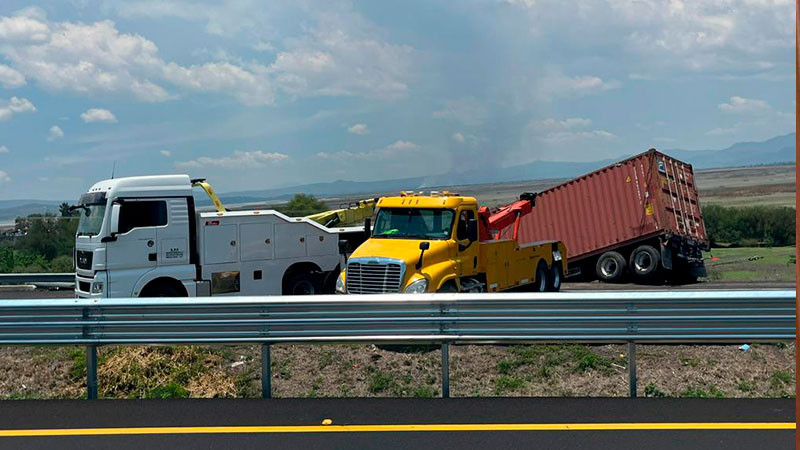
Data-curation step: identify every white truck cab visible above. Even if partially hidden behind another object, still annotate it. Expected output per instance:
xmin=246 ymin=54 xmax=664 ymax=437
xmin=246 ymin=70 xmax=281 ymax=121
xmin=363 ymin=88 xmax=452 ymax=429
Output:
xmin=74 ymin=175 xmax=365 ymax=298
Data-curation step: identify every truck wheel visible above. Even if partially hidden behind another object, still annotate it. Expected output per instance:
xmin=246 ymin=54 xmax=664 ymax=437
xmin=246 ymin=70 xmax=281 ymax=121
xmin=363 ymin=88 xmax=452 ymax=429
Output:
xmin=533 ymin=261 xmax=548 ymax=292
xmin=437 ymin=282 xmax=459 ymax=293
xmin=595 ymin=251 xmax=626 ymax=282
xmin=284 ymin=273 xmax=319 ymax=295
xmin=547 ymin=262 xmax=562 ymax=292
xmin=139 ymin=279 xmax=188 ymax=297
xmin=629 ymin=245 xmax=660 ymax=282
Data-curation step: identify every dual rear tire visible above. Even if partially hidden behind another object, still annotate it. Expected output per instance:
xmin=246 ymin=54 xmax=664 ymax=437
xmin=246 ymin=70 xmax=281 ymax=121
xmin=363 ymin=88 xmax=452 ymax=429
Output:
xmin=595 ymin=245 xmax=661 ymax=283
xmin=533 ymin=260 xmax=562 ymax=292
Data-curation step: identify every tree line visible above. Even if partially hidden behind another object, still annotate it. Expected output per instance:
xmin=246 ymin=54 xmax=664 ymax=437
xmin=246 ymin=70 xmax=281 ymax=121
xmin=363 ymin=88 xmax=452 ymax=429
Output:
xmin=703 ymin=204 xmax=795 ymax=247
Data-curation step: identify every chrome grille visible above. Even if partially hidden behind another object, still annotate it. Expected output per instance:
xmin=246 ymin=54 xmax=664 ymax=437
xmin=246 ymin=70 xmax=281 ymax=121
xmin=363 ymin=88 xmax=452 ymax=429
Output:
xmin=346 ymin=260 xmax=403 ymax=294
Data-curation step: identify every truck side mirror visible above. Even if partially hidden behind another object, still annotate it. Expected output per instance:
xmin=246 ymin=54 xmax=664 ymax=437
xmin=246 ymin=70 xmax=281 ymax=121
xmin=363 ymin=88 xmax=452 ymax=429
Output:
xmin=109 ymin=203 xmax=121 ymax=235
xmin=416 ymin=241 xmax=430 ymax=270
xmin=364 ymin=217 xmax=371 ymax=238
xmin=338 ymin=239 xmax=350 ymax=255
xmin=467 ymin=219 xmax=478 ymax=242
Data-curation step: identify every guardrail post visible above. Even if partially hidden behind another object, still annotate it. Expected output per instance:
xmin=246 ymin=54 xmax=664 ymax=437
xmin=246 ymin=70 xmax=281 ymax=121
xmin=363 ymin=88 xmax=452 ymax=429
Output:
xmin=627 ymin=341 xmax=637 ymax=398
xmin=261 ymin=344 xmax=271 ymax=399
xmin=86 ymin=345 xmax=98 ymax=400
xmin=441 ymin=343 xmax=450 ymax=398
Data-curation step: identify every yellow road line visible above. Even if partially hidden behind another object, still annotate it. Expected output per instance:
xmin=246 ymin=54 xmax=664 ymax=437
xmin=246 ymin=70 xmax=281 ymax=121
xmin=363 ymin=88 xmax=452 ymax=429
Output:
xmin=0 ymin=422 xmax=794 ymax=437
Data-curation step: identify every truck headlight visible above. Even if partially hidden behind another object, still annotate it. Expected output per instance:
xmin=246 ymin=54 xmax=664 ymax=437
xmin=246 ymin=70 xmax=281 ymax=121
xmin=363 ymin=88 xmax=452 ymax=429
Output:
xmin=335 ymin=272 xmax=346 ymax=294
xmin=404 ymin=278 xmax=428 ymax=294
xmin=91 ymin=282 xmax=104 ymax=294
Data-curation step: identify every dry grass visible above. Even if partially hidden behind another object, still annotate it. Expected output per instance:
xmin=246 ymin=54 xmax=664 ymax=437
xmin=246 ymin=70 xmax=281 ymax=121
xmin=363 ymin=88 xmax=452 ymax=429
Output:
xmin=0 ymin=342 xmax=793 ymax=399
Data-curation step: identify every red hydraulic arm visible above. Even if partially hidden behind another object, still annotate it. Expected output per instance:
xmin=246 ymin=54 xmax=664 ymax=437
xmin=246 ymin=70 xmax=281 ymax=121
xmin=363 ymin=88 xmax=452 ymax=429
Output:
xmin=477 ymin=192 xmax=536 ymax=241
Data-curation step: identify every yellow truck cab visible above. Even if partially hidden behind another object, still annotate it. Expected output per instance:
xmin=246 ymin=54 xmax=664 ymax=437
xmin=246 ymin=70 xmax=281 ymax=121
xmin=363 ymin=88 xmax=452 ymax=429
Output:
xmin=336 ymin=191 xmax=567 ymax=294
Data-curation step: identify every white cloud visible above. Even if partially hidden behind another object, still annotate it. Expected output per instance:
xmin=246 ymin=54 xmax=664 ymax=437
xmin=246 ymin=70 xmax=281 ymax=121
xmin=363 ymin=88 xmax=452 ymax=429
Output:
xmin=432 ymin=97 xmax=488 ymax=126
xmin=705 ymin=127 xmax=737 ymax=136
xmin=536 ymin=69 xmax=620 ymax=101
xmin=508 ymin=0 xmax=795 ymax=78
xmin=347 ymin=123 xmax=369 ymax=135
xmin=718 ymin=96 xmax=771 ymax=114
xmin=527 ymin=117 xmax=615 ymax=142
xmin=160 ymin=149 xmax=171 ymax=157
xmin=80 ymin=108 xmax=117 ymax=123
xmin=176 ymin=150 xmax=289 ymax=169
xmin=0 ymin=96 xmax=36 ymax=121
xmin=47 ymin=125 xmax=64 ymax=141
xmin=0 ymin=64 xmax=24 ymax=88
xmin=317 ymin=140 xmax=421 ymax=161
xmin=269 ymin=27 xmax=412 ymax=100
xmin=0 ymin=11 xmax=274 ymax=105
xmin=252 ymin=40 xmax=274 ymax=52
xmin=0 ymin=145 xmax=8 ymax=153
xmin=451 ymin=132 xmax=465 ymax=143
xmin=0 ymin=5 xmax=414 ymax=104
xmin=0 ymin=170 xmax=10 ymax=183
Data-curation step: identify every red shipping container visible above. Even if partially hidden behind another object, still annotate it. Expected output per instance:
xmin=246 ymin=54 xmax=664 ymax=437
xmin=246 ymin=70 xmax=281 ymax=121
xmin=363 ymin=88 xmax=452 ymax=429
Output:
xmin=501 ymin=149 xmax=708 ymax=282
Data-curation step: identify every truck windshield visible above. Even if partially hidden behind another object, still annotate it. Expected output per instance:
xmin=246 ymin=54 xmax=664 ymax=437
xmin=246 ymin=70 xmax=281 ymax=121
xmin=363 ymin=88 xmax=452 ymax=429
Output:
xmin=76 ymin=192 xmax=107 ymax=237
xmin=373 ymin=208 xmax=455 ymax=240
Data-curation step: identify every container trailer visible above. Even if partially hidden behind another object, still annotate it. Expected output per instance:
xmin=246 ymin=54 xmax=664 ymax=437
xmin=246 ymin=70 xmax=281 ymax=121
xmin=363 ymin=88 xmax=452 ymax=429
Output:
xmin=501 ymin=149 xmax=708 ymax=283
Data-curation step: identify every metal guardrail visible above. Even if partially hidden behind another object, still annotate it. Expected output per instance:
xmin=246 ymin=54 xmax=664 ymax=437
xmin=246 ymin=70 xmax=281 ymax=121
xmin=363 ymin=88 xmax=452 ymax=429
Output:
xmin=0 ymin=273 xmax=74 ymax=284
xmin=0 ymin=290 xmax=794 ymax=399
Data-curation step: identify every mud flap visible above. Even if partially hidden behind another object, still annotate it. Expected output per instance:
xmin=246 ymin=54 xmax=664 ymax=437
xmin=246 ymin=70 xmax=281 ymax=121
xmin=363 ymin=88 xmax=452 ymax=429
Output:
xmin=690 ymin=261 xmax=707 ymax=277
xmin=660 ymin=246 xmax=673 ymax=270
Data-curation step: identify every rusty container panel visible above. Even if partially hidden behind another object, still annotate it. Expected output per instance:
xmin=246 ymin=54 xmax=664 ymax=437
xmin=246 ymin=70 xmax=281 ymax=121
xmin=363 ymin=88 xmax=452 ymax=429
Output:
xmin=508 ymin=150 xmax=708 ymax=262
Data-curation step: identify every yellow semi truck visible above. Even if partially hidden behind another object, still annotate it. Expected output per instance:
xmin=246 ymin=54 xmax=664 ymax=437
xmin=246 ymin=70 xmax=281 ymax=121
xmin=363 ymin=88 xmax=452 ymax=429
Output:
xmin=336 ymin=191 xmax=567 ymax=294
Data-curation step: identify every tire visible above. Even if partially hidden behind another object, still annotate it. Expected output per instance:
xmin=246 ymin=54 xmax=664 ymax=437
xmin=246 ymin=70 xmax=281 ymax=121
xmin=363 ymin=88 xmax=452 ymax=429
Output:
xmin=140 ymin=282 xmax=186 ymax=297
xmin=284 ymin=272 xmax=319 ymax=295
xmin=595 ymin=251 xmax=626 ymax=282
xmin=547 ymin=262 xmax=562 ymax=292
xmin=628 ymin=245 xmax=660 ymax=283
xmin=533 ymin=260 xmax=548 ymax=292
xmin=436 ymin=282 xmax=459 ymax=293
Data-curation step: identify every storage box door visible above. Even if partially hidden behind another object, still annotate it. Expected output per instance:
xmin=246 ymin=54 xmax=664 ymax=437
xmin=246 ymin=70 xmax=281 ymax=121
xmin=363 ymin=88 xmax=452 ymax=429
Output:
xmin=274 ymin=223 xmax=307 ymax=259
xmin=306 ymin=232 xmax=332 ymax=256
xmin=203 ymin=224 xmax=238 ymax=264
xmin=240 ymin=223 xmax=274 ymax=261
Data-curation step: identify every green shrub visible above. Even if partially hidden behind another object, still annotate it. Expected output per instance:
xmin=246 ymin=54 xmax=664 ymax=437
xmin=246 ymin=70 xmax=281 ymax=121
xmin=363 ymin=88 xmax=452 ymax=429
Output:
xmin=644 ymin=383 xmax=666 ymax=398
xmin=495 ymin=375 xmax=525 ymax=394
xmin=146 ymin=382 xmax=189 ymax=399
xmin=704 ymin=205 xmax=796 ymax=247
xmin=368 ymin=370 xmax=394 ymax=393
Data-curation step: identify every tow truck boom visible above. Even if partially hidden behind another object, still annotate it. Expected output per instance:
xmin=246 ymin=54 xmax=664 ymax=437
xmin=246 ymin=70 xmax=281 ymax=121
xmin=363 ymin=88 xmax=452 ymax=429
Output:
xmin=478 ymin=192 xmax=536 ymax=241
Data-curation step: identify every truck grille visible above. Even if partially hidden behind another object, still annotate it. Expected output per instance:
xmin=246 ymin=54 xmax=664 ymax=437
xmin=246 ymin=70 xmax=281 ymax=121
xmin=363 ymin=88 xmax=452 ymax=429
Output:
xmin=346 ymin=260 xmax=403 ymax=294
xmin=76 ymin=250 xmax=93 ymax=270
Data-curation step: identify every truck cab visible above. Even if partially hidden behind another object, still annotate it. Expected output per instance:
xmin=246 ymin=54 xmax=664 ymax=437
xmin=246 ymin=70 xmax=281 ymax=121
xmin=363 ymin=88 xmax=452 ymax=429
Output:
xmin=74 ymin=175 xmax=197 ymax=298
xmin=337 ymin=192 xmax=567 ymax=294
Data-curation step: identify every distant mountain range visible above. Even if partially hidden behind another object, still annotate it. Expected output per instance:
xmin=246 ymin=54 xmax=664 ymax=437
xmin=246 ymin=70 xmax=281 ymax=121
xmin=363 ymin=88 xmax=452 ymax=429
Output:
xmin=0 ymin=132 xmax=794 ymax=223
xmin=208 ymin=132 xmax=796 ymax=205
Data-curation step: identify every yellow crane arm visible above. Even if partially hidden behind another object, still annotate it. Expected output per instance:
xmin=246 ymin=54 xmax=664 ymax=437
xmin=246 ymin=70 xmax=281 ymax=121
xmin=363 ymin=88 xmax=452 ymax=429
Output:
xmin=191 ymin=178 xmax=226 ymax=213
xmin=306 ymin=198 xmax=377 ymax=227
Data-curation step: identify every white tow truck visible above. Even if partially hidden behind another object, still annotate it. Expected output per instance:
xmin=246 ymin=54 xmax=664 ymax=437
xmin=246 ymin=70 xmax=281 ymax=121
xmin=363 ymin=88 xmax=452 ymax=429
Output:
xmin=73 ymin=175 xmax=368 ymax=298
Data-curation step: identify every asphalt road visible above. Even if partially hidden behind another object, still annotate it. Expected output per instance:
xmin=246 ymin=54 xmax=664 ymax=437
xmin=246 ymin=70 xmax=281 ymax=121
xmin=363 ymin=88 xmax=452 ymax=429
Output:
xmin=0 ymin=398 xmax=793 ymax=449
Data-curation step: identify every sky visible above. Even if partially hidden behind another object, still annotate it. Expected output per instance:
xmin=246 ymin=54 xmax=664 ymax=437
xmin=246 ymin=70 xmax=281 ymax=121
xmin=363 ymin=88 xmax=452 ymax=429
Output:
xmin=0 ymin=0 xmax=794 ymax=200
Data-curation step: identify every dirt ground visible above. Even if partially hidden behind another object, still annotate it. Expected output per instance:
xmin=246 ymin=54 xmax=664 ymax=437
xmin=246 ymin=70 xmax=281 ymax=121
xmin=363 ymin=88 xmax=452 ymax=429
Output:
xmin=0 ymin=342 xmax=793 ymax=399
xmin=324 ymin=164 xmax=796 ymax=209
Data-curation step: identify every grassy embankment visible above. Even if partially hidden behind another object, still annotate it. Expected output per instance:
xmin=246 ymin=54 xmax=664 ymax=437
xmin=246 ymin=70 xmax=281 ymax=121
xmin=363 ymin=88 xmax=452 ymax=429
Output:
xmin=702 ymin=246 xmax=796 ymax=283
